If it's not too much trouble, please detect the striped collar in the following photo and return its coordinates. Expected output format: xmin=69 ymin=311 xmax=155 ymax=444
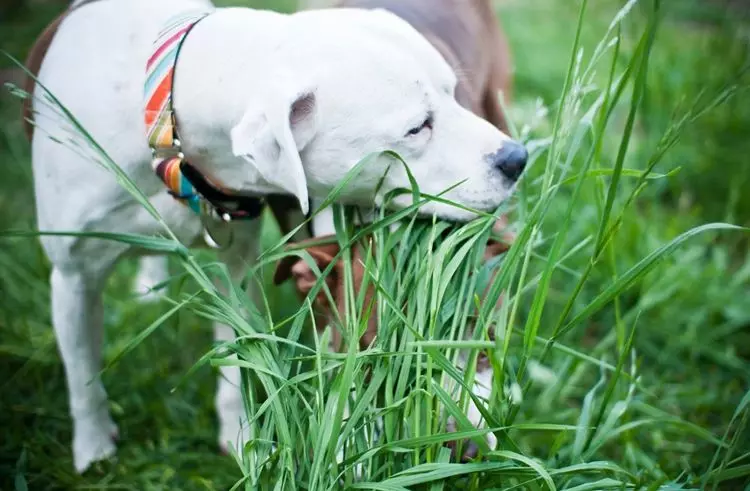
xmin=144 ymin=10 xmax=264 ymax=223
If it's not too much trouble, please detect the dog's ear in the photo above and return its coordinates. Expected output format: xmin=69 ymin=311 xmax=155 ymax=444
xmin=273 ymin=241 xmax=342 ymax=297
xmin=231 ymin=88 xmax=318 ymax=214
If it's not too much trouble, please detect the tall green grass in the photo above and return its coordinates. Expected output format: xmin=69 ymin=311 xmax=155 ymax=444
xmin=219 ymin=1 xmax=747 ymax=488
xmin=2 ymin=0 xmax=750 ymax=489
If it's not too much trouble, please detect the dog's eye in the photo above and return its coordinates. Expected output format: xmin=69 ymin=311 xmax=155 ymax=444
xmin=406 ymin=115 xmax=433 ymax=137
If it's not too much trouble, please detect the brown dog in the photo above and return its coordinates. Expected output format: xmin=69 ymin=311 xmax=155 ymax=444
xmin=274 ymin=220 xmax=514 ymax=461
xmin=337 ymin=0 xmax=513 ymax=133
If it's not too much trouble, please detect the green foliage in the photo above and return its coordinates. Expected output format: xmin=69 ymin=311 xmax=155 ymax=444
xmin=1 ymin=0 xmax=749 ymax=490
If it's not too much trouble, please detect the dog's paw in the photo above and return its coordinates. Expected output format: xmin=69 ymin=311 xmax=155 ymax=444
xmin=486 ymin=430 xmax=497 ymax=452
xmin=72 ymin=413 xmax=118 ymax=473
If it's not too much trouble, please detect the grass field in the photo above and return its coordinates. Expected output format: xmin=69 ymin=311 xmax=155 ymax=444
xmin=1 ymin=0 xmax=750 ymax=489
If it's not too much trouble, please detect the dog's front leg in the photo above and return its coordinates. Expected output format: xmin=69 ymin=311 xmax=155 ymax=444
xmin=212 ymin=219 xmax=264 ymax=457
xmin=133 ymin=255 xmax=170 ymax=302
xmin=465 ymin=362 xmax=497 ymax=454
xmin=214 ymin=318 xmax=246 ymax=456
xmin=51 ymin=267 xmax=118 ymax=472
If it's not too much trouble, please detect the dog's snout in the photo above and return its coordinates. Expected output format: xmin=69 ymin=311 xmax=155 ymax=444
xmin=488 ymin=141 xmax=528 ymax=182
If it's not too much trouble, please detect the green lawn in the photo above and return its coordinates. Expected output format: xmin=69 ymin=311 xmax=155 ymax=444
xmin=1 ymin=0 xmax=749 ymax=489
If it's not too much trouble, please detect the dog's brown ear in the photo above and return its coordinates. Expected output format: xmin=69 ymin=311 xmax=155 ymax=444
xmin=273 ymin=240 xmax=342 ymax=296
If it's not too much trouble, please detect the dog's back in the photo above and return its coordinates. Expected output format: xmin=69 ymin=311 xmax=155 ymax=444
xmin=22 ymin=10 xmax=69 ymax=140
xmin=337 ymin=0 xmax=512 ymax=131
xmin=21 ymin=0 xmax=104 ymax=141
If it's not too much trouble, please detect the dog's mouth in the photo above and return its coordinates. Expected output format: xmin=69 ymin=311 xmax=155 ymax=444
xmin=376 ymin=187 xmax=512 ymax=222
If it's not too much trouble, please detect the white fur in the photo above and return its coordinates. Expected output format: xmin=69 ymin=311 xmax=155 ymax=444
xmin=33 ymin=0 xmax=517 ymax=472
xmin=134 ymin=256 xmax=170 ymax=302
xmin=466 ymin=366 xmax=498 ymax=451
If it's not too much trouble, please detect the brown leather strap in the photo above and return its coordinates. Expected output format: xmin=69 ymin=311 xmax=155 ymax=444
xmin=22 ymin=0 xmax=102 ymax=140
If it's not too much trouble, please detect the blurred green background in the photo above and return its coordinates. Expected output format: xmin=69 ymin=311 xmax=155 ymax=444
xmin=1 ymin=0 xmax=748 ymax=489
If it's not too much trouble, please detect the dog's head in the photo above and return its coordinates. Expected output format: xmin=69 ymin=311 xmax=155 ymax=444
xmin=230 ymin=8 xmax=527 ymax=220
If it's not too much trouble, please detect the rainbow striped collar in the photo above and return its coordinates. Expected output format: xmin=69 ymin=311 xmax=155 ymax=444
xmin=144 ymin=9 xmax=263 ymax=223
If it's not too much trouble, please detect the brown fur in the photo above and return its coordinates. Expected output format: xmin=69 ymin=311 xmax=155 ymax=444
xmin=336 ymin=0 xmax=513 ymax=132
xmin=274 ymin=226 xmax=513 ymax=461
xmin=274 ymin=236 xmax=380 ymax=352
xmin=273 ymin=225 xmax=513 ymax=352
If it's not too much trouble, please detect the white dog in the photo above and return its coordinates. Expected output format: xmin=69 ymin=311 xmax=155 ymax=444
xmin=26 ymin=0 xmax=527 ymax=472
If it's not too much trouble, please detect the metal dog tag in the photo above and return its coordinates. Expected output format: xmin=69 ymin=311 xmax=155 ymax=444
xmin=200 ymin=202 xmax=234 ymax=250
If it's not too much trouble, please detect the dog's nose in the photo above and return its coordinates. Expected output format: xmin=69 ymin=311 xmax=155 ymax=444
xmin=489 ymin=141 xmax=528 ymax=182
